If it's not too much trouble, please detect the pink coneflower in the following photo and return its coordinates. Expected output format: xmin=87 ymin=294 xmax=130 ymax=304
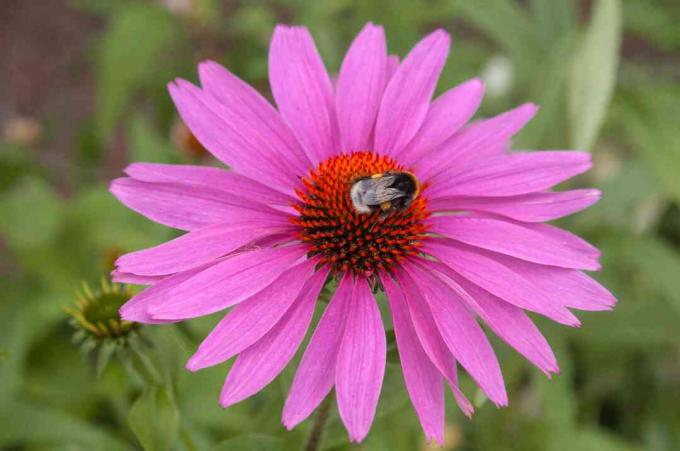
xmin=111 ymin=23 xmax=616 ymax=444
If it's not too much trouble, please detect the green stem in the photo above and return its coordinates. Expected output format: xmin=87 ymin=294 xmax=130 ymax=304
xmin=305 ymin=392 xmax=334 ymax=451
xmin=179 ymin=423 xmax=198 ymax=451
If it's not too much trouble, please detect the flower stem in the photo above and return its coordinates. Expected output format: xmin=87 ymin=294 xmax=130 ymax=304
xmin=305 ymin=392 xmax=333 ymax=451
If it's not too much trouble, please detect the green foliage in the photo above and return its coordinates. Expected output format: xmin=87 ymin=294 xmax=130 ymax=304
xmin=0 ymin=400 xmax=128 ymax=450
xmin=95 ymin=2 xmax=182 ymax=144
xmin=2 ymin=0 xmax=680 ymax=450
xmin=129 ymin=386 xmax=180 ymax=451
xmin=213 ymin=433 xmax=283 ymax=451
xmin=568 ymin=0 xmax=622 ymax=151
xmin=0 ymin=176 xmax=65 ymax=249
xmin=616 ymin=84 xmax=680 ymax=203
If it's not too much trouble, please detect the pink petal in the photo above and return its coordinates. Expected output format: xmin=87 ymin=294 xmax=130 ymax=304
xmin=197 ymin=60 xmax=312 ymax=174
xmin=336 ymin=23 xmax=388 ymax=152
xmin=111 ymin=271 xmax=163 ymax=285
xmin=147 ymin=246 xmax=305 ymax=320
xmin=392 ymin=270 xmax=474 ymax=416
xmin=119 ymin=266 xmax=208 ymax=324
xmin=282 ymin=275 xmax=352 ymax=429
xmin=488 ymin=253 xmax=616 ymax=311
xmin=386 ymin=55 xmax=400 ymax=79
xmin=168 ymin=80 xmax=295 ymax=192
xmin=428 ymin=189 xmax=601 ymax=222
xmin=220 ymin=268 xmax=329 ymax=407
xmin=428 ymin=216 xmax=600 ymax=270
xmin=427 ymin=151 xmax=592 ymax=199
xmin=116 ymin=221 xmax=293 ymax=277
xmin=335 ymin=278 xmax=386 ymax=443
xmin=186 ymin=259 xmax=317 ymax=371
xmin=429 ymin=262 xmax=559 ymax=375
xmin=381 ymin=273 xmax=445 ymax=443
xmin=424 ymin=240 xmax=580 ymax=326
xmin=417 ymin=103 xmax=538 ymax=180
xmin=375 ymin=30 xmax=450 ymax=157
xmin=397 ymin=78 xmax=484 ymax=166
xmin=401 ymin=264 xmax=508 ymax=407
xmin=125 ymin=163 xmax=296 ymax=207
xmin=110 ymin=177 xmax=281 ymax=231
xmin=269 ymin=25 xmax=338 ymax=165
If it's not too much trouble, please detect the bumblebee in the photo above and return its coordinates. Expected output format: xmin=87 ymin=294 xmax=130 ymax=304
xmin=350 ymin=171 xmax=420 ymax=214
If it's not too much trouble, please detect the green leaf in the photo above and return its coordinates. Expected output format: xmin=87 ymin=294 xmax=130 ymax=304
xmin=568 ymin=0 xmax=622 ymax=150
xmin=622 ymin=236 xmax=680 ymax=315
xmin=96 ymin=341 xmax=118 ymax=378
xmin=96 ymin=3 xmax=179 ymax=143
xmin=128 ymin=114 xmax=181 ymax=164
xmin=572 ymin=162 xmax=663 ymax=232
xmin=73 ymin=186 xmax=174 ymax=252
xmin=213 ymin=433 xmax=283 ymax=451
xmin=0 ymin=400 xmax=127 ymax=450
xmin=129 ymin=386 xmax=179 ymax=451
xmin=151 ymin=326 xmax=187 ymax=387
xmin=574 ymin=232 xmax=680 ymax=347
xmin=473 ymin=388 xmax=489 ymax=408
xmin=616 ymin=85 xmax=680 ymax=203
xmin=0 ymin=177 xmax=64 ymax=249
xmin=454 ymin=0 xmax=538 ymax=57
xmin=537 ymin=334 xmax=577 ymax=447
xmin=565 ymin=428 xmax=642 ymax=451
xmin=530 ymin=0 xmax=577 ymax=48
xmin=454 ymin=0 xmax=542 ymax=78
xmin=516 ymin=33 xmax=576 ymax=149
xmin=623 ymin=0 xmax=680 ymax=51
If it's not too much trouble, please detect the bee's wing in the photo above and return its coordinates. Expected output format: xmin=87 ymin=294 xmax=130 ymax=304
xmin=362 ymin=175 xmax=407 ymax=205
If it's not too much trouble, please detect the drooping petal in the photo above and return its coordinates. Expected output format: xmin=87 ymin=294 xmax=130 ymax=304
xmin=269 ymin=25 xmax=338 ymax=165
xmin=386 ymin=55 xmax=400 ymax=79
xmin=427 ymin=151 xmax=592 ymax=199
xmin=110 ymin=177 xmax=283 ymax=231
xmin=197 ymin=60 xmax=312 ymax=174
xmin=115 ymin=221 xmax=294 ymax=277
xmin=124 ymin=163 xmax=296 ymax=206
xmin=282 ymin=275 xmax=352 ymax=429
xmin=424 ymin=240 xmax=580 ymax=326
xmin=428 ymin=189 xmax=601 ymax=223
xmin=336 ymin=23 xmax=387 ymax=152
xmin=111 ymin=271 xmax=163 ymax=285
xmin=428 ymin=262 xmax=559 ymax=375
xmin=168 ymin=80 xmax=295 ymax=192
xmin=392 ymin=270 xmax=474 ymax=416
xmin=186 ymin=259 xmax=317 ymax=371
xmin=335 ymin=278 xmax=386 ymax=443
xmin=119 ymin=265 xmax=208 ymax=324
xmin=397 ymin=78 xmax=484 ymax=165
xmin=375 ymin=30 xmax=450 ymax=157
xmin=428 ymin=216 xmax=600 ymax=270
xmin=381 ymin=273 xmax=445 ymax=443
xmin=398 ymin=270 xmax=475 ymax=414
xmin=402 ymin=264 xmax=508 ymax=406
xmin=220 ymin=268 xmax=328 ymax=407
xmin=417 ymin=103 xmax=538 ymax=180
xmin=487 ymin=252 xmax=616 ymax=311
xmin=147 ymin=245 xmax=305 ymax=320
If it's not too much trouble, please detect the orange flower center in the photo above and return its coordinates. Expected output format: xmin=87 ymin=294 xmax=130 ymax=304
xmin=293 ymin=151 xmax=430 ymax=276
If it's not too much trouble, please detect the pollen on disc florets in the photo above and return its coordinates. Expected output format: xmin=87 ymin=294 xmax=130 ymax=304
xmin=293 ymin=151 xmax=430 ymax=276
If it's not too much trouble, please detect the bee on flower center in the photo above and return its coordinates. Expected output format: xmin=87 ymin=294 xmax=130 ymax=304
xmin=350 ymin=171 xmax=420 ymax=214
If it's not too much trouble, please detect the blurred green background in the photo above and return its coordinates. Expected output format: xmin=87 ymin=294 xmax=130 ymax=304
xmin=2 ymin=0 xmax=680 ymax=449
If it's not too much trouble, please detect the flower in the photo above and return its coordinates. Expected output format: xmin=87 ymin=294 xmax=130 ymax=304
xmin=67 ymin=279 xmax=139 ymax=342
xmin=66 ymin=278 xmax=141 ymax=376
xmin=110 ymin=23 xmax=616 ymax=444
